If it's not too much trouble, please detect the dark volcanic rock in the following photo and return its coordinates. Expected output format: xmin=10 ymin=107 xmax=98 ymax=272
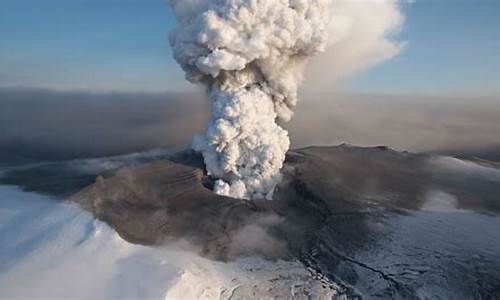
xmin=0 ymin=149 xmax=175 ymax=198
xmin=279 ymin=146 xmax=500 ymax=299
xmin=71 ymin=145 xmax=500 ymax=299
xmin=71 ymin=151 xmax=287 ymax=261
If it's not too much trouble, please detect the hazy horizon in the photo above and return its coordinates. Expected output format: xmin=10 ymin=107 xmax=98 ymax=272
xmin=1 ymin=87 xmax=499 ymax=163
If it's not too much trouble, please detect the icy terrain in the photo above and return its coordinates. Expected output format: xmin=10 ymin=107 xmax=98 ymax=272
xmin=0 ymin=161 xmax=334 ymax=299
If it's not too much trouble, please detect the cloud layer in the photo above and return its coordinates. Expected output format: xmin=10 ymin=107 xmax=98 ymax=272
xmin=288 ymin=92 xmax=500 ymax=154
xmin=1 ymin=88 xmax=499 ymax=163
xmin=0 ymin=88 xmax=208 ymax=161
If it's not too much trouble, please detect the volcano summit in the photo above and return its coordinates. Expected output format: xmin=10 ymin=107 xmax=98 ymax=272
xmin=71 ymin=145 xmax=500 ymax=298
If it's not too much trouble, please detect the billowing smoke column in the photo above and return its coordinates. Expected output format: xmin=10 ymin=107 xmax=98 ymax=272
xmin=169 ymin=0 xmax=330 ymax=200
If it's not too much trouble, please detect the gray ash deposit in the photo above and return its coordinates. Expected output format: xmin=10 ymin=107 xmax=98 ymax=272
xmin=69 ymin=145 xmax=500 ymax=299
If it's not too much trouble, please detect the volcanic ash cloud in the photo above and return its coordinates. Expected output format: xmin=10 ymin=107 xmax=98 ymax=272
xmin=169 ymin=0 xmax=330 ymax=200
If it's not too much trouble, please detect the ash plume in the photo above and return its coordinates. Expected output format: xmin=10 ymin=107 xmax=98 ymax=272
xmin=169 ymin=0 xmax=331 ymax=200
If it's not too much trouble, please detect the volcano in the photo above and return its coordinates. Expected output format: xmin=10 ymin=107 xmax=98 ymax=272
xmin=69 ymin=145 xmax=500 ymax=298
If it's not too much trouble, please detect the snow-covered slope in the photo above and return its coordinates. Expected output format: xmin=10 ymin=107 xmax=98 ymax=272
xmin=0 ymin=185 xmax=334 ymax=299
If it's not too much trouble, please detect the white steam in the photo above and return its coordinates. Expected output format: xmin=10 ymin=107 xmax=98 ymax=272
xmin=169 ymin=0 xmax=331 ymax=200
xmin=307 ymin=0 xmax=405 ymax=88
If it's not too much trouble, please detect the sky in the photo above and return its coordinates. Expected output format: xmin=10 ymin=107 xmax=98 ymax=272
xmin=0 ymin=0 xmax=499 ymax=96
